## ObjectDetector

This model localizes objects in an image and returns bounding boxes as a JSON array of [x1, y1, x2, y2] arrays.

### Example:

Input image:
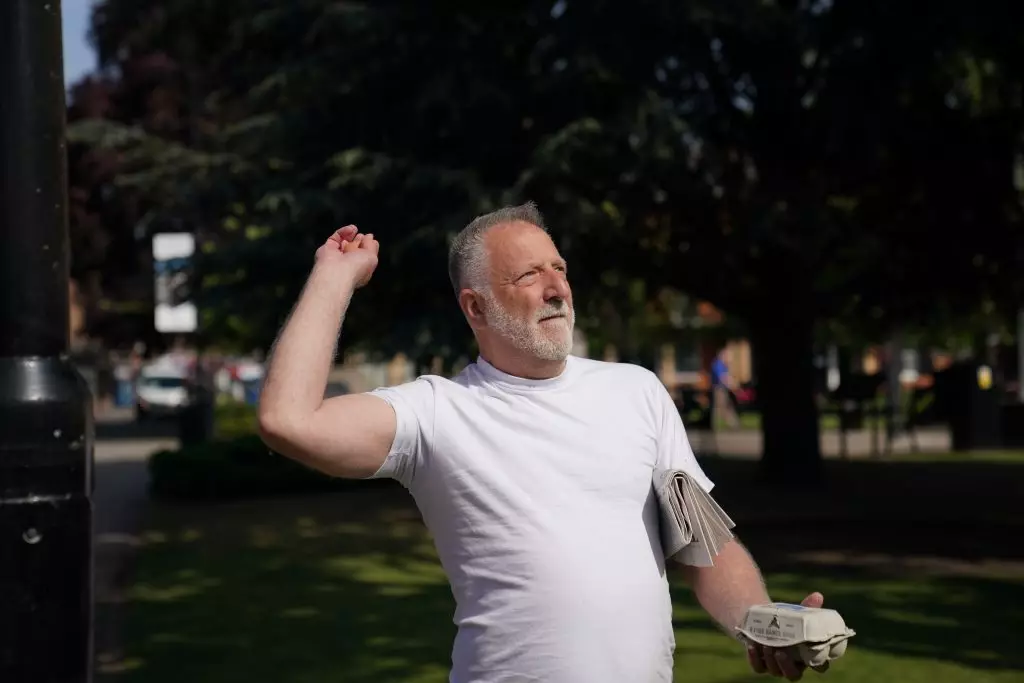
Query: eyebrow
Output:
[[513, 259, 567, 278]]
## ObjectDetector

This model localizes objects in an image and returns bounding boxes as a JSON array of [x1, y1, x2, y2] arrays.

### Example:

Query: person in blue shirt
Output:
[[711, 347, 740, 428]]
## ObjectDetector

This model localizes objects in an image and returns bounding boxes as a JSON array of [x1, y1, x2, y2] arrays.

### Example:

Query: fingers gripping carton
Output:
[[736, 603, 856, 671]]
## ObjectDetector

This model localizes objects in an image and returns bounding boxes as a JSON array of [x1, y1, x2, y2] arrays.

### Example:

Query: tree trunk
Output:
[[750, 313, 823, 486]]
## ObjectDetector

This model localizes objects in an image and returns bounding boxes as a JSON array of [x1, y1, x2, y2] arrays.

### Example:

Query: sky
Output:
[[63, 0, 97, 86]]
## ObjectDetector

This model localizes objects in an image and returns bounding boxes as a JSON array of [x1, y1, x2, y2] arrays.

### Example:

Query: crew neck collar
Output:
[[474, 355, 576, 390]]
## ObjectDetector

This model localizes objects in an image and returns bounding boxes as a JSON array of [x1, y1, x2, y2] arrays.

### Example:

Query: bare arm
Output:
[[257, 227, 395, 478], [680, 539, 830, 680], [677, 538, 771, 634]]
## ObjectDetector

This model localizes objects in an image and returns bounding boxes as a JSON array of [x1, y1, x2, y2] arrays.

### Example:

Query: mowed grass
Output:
[[101, 488, 1024, 683]]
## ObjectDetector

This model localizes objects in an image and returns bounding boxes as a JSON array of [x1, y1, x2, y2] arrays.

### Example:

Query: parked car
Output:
[[135, 364, 190, 420]]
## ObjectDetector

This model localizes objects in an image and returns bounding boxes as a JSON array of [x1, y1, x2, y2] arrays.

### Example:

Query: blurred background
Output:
[[54, 1, 1024, 681]]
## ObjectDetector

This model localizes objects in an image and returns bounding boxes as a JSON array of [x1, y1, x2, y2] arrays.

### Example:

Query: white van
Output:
[[135, 363, 190, 420]]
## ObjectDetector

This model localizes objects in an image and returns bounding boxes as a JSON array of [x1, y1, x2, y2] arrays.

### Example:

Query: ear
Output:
[[459, 289, 488, 329]]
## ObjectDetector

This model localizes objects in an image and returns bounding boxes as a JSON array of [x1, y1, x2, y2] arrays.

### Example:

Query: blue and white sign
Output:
[[152, 232, 198, 333]]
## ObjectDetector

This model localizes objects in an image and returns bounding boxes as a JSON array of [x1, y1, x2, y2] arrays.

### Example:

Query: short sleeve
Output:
[[365, 377, 436, 488], [651, 378, 715, 493]]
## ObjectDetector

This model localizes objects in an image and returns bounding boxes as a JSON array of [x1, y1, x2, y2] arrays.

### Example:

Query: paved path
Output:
[[689, 426, 951, 458], [92, 422, 177, 673], [94, 438, 176, 597]]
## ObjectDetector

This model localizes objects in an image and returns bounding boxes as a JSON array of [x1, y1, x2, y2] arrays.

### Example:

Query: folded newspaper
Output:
[[653, 469, 736, 567], [735, 603, 856, 672]]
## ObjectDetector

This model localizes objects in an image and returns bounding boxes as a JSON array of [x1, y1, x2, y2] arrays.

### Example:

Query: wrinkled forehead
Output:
[[483, 221, 560, 276]]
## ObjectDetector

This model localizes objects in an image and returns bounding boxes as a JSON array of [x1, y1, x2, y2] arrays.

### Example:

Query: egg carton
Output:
[[735, 603, 856, 672]]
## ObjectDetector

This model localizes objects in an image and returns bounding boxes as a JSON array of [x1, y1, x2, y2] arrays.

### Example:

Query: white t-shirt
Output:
[[369, 355, 714, 683]]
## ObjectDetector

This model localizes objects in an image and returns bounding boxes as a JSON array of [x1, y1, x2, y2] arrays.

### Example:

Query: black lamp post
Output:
[[0, 1, 95, 681]]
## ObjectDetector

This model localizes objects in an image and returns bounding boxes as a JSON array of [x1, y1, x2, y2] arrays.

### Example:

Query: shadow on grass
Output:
[[105, 493, 456, 683], [100, 481, 1024, 683]]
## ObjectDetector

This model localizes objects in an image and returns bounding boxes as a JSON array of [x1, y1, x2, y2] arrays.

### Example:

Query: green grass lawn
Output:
[[102, 489, 1024, 683]]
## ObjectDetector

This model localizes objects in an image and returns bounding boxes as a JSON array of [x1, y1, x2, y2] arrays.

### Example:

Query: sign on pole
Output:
[[153, 232, 198, 333]]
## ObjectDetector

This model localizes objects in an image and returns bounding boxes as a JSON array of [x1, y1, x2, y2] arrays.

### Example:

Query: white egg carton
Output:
[[736, 603, 856, 671]]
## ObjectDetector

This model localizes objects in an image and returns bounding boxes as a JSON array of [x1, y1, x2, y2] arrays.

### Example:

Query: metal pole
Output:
[[0, 2, 95, 682], [884, 332, 903, 457], [1018, 308, 1024, 403]]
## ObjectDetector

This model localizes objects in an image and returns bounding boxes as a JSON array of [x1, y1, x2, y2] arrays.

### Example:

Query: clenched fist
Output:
[[315, 224, 379, 288]]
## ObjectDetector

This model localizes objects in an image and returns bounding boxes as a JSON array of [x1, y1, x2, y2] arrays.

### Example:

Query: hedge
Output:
[[148, 434, 396, 501]]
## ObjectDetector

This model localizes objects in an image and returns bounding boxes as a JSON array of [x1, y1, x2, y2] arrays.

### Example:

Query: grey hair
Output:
[[447, 201, 546, 294]]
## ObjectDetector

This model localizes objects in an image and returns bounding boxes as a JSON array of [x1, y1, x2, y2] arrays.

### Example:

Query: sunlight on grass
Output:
[[322, 554, 448, 586], [130, 570, 223, 603], [103, 493, 1024, 683]]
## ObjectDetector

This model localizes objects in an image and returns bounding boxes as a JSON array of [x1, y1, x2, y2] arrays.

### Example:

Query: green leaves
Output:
[[76, 0, 1024, 357]]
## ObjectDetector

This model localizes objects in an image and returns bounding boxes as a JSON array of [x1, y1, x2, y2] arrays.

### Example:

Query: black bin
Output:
[[933, 361, 1002, 450], [1000, 403, 1024, 447]]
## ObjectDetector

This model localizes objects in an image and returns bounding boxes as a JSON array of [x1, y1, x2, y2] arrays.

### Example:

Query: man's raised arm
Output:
[[257, 226, 397, 479]]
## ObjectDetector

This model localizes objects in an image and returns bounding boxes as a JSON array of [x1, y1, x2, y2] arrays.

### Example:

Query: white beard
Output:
[[482, 293, 575, 362]]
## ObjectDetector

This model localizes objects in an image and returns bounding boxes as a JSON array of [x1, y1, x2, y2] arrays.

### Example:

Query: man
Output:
[[711, 347, 741, 429], [258, 203, 824, 682]]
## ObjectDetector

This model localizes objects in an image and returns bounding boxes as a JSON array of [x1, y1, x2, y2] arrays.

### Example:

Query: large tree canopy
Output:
[[72, 0, 1024, 482]]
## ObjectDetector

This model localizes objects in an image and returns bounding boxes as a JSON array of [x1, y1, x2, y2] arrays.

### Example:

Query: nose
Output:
[[543, 269, 571, 303]]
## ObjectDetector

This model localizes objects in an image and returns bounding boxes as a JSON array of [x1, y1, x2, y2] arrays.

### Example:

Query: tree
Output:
[[65, 73, 169, 349], [66, 1, 252, 349], [513, 0, 1024, 482], [79, 0, 1024, 482]]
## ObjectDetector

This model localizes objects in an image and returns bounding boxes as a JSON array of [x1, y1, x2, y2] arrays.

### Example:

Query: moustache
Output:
[[535, 301, 571, 323]]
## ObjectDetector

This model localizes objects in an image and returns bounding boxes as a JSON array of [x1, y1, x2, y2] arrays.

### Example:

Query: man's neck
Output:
[[479, 347, 566, 380]]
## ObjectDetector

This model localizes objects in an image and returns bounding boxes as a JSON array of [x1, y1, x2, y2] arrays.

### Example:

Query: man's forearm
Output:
[[680, 538, 771, 635], [260, 263, 357, 421]]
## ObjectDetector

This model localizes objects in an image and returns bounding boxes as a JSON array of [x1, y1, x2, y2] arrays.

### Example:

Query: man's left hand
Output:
[[746, 592, 825, 681]]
